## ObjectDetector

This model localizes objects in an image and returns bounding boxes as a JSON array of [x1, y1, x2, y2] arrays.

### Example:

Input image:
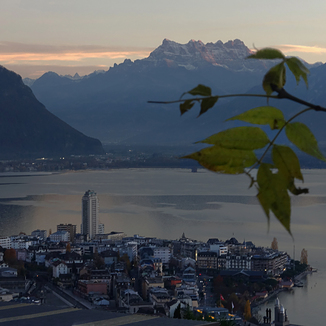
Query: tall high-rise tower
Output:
[[81, 190, 99, 240]]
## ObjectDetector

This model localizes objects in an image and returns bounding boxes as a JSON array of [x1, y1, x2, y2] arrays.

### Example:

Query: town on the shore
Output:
[[0, 190, 313, 325]]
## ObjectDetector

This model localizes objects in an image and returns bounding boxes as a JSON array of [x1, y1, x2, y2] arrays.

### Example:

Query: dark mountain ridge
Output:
[[0, 66, 104, 159]]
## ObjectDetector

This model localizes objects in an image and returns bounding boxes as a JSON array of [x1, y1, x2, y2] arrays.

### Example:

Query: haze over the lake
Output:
[[2, 0, 326, 78]]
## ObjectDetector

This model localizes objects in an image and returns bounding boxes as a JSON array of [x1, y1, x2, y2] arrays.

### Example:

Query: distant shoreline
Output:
[[0, 172, 57, 177]]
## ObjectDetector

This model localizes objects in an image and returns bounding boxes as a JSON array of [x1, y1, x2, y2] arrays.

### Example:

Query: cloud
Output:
[[249, 44, 326, 64], [0, 41, 154, 78], [4, 64, 110, 79], [277, 44, 326, 55], [0, 41, 153, 64]]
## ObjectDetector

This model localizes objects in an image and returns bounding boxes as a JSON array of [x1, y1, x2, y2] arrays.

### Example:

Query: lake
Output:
[[0, 168, 324, 325]]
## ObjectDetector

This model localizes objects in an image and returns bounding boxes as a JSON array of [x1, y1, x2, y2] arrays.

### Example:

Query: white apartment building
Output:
[[225, 253, 252, 270], [52, 262, 68, 278], [119, 242, 137, 261], [210, 243, 228, 256], [0, 237, 10, 249], [31, 229, 47, 239], [57, 224, 76, 242], [153, 247, 171, 265], [10, 240, 32, 250], [49, 231, 70, 242]]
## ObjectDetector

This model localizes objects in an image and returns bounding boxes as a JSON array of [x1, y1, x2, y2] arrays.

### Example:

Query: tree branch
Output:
[[148, 93, 279, 104], [272, 86, 326, 112], [247, 107, 314, 173]]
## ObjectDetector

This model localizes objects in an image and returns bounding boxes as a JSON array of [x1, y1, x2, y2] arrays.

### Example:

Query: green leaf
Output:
[[285, 57, 309, 87], [272, 145, 308, 196], [272, 145, 303, 181], [197, 126, 270, 150], [257, 191, 271, 225], [227, 106, 286, 130], [199, 96, 218, 116], [247, 48, 285, 60], [257, 163, 291, 234], [185, 84, 212, 97], [285, 122, 326, 161], [263, 62, 286, 96], [180, 100, 195, 115], [183, 145, 257, 174], [256, 163, 275, 226]]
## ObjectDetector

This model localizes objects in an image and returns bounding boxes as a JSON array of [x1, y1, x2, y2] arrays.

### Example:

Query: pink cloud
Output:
[[277, 44, 326, 54], [0, 41, 153, 64], [250, 44, 326, 56]]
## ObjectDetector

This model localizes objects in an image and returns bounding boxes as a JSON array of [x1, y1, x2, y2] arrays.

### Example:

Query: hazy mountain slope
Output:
[[29, 39, 326, 147], [0, 66, 104, 158]]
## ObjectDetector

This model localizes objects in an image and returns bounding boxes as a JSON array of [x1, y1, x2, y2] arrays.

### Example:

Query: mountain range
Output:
[[0, 66, 104, 158], [19, 39, 326, 158]]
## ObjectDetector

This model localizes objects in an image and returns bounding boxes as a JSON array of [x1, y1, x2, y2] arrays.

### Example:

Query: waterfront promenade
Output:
[[294, 268, 315, 281], [252, 268, 315, 309]]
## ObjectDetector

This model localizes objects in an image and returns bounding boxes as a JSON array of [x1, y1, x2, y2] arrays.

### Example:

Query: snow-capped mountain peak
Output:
[[145, 38, 256, 71]]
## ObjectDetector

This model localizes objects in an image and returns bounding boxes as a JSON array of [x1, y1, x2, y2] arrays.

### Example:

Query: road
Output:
[[28, 274, 90, 309]]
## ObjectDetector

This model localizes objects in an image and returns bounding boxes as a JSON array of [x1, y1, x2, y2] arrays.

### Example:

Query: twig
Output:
[[272, 86, 326, 112], [148, 94, 279, 104]]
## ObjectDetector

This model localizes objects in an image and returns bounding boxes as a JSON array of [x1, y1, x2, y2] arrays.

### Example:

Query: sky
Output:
[[2, 0, 326, 78]]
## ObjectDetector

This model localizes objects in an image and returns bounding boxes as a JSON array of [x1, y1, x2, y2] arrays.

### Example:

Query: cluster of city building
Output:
[[0, 190, 291, 321], [0, 149, 182, 173]]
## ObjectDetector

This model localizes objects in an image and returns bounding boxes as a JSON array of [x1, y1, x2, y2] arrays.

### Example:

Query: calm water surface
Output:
[[0, 168, 324, 325]]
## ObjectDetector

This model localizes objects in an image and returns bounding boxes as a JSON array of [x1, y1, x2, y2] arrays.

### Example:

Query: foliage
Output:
[[271, 237, 278, 250], [132, 258, 138, 268], [300, 248, 308, 265], [244, 299, 252, 320], [218, 319, 236, 326], [119, 253, 131, 273], [156, 48, 326, 235], [226, 292, 239, 312], [71, 261, 77, 274], [213, 274, 224, 292], [249, 315, 260, 325], [173, 303, 181, 319], [4, 248, 16, 266], [281, 260, 308, 278], [93, 252, 105, 269], [182, 305, 195, 320], [296, 261, 308, 273], [264, 278, 278, 289], [12, 260, 25, 277]]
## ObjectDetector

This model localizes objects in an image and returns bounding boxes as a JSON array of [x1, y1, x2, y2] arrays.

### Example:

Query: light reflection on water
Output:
[[0, 169, 324, 325]]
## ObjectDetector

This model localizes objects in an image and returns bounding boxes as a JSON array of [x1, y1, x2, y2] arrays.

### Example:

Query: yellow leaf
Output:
[[183, 145, 257, 174], [198, 127, 269, 150], [257, 163, 292, 234], [227, 106, 285, 130]]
